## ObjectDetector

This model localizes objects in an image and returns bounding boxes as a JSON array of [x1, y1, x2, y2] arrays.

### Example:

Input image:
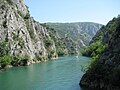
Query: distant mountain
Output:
[[46, 22, 102, 48]]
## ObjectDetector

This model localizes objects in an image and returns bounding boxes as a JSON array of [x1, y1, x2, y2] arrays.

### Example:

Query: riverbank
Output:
[[0, 57, 58, 72]]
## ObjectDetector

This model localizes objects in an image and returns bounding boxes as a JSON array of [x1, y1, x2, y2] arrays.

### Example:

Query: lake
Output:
[[0, 56, 89, 90]]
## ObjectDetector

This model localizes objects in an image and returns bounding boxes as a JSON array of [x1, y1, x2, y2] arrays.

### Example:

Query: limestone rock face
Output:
[[0, 0, 57, 61]]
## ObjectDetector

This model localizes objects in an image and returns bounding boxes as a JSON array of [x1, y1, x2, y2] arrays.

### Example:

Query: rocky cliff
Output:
[[82, 17, 120, 57], [80, 16, 120, 90], [0, 0, 58, 68]]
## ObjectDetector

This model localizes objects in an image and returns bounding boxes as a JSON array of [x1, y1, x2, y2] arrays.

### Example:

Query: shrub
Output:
[[82, 40, 105, 57], [0, 42, 9, 57], [45, 39, 52, 47], [19, 54, 30, 66], [35, 53, 42, 61], [0, 55, 12, 68], [82, 40, 106, 71], [0, 42, 12, 67], [11, 54, 20, 66], [23, 54, 30, 61], [12, 32, 19, 41]]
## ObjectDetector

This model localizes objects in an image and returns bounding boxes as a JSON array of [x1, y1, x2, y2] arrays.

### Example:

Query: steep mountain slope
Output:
[[0, 0, 60, 68], [82, 17, 119, 57], [47, 22, 102, 47], [80, 16, 120, 90], [41, 24, 79, 56]]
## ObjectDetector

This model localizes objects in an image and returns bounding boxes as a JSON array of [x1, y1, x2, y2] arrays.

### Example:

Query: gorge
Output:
[[0, 0, 120, 90], [0, 0, 101, 69]]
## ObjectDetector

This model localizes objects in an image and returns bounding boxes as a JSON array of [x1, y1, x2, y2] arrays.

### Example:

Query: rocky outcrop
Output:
[[82, 16, 120, 57], [0, 0, 57, 68], [80, 16, 120, 90]]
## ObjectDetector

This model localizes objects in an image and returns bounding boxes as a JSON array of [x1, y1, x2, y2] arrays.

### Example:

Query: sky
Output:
[[24, 0, 120, 25]]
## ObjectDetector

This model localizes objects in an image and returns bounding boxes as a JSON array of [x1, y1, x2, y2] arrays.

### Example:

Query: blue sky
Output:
[[24, 0, 120, 25]]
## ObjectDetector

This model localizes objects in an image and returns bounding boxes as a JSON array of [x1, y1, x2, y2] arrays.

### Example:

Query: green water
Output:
[[0, 56, 89, 90]]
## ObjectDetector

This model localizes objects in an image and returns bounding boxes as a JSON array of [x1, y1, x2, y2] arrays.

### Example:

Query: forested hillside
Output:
[[80, 16, 120, 90]]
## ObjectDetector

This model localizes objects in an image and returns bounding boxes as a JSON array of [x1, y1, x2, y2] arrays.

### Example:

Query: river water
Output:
[[0, 56, 89, 90]]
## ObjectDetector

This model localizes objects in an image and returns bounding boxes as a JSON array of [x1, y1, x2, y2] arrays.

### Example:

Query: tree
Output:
[[0, 41, 12, 68], [0, 55, 12, 68]]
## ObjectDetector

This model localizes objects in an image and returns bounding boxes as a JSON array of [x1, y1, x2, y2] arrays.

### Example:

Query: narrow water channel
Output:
[[0, 56, 89, 90]]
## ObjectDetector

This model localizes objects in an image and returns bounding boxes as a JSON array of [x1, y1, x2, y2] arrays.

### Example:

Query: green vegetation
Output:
[[35, 53, 48, 61], [12, 32, 19, 41], [0, 42, 12, 68], [11, 54, 30, 66], [35, 53, 42, 61], [82, 16, 120, 71], [82, 40, 105, 57], [41, 23, 68, 56], [82, 40, 106, 71], [12, 32, 25, 49], [18, 39, 25, 49], [11, 54, 20, 66], [44, 39, 58, 59], [80, 16, 120, 89], [42, 23, 95, 56], [0, 41, 30, 68], [44, 22, 102, 56], [43, 24, 79, 56], [47, 26, 68, 56], [22, 54, 30, 62], [44, 39, 53, 47], [0, 55, 12, 68]]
